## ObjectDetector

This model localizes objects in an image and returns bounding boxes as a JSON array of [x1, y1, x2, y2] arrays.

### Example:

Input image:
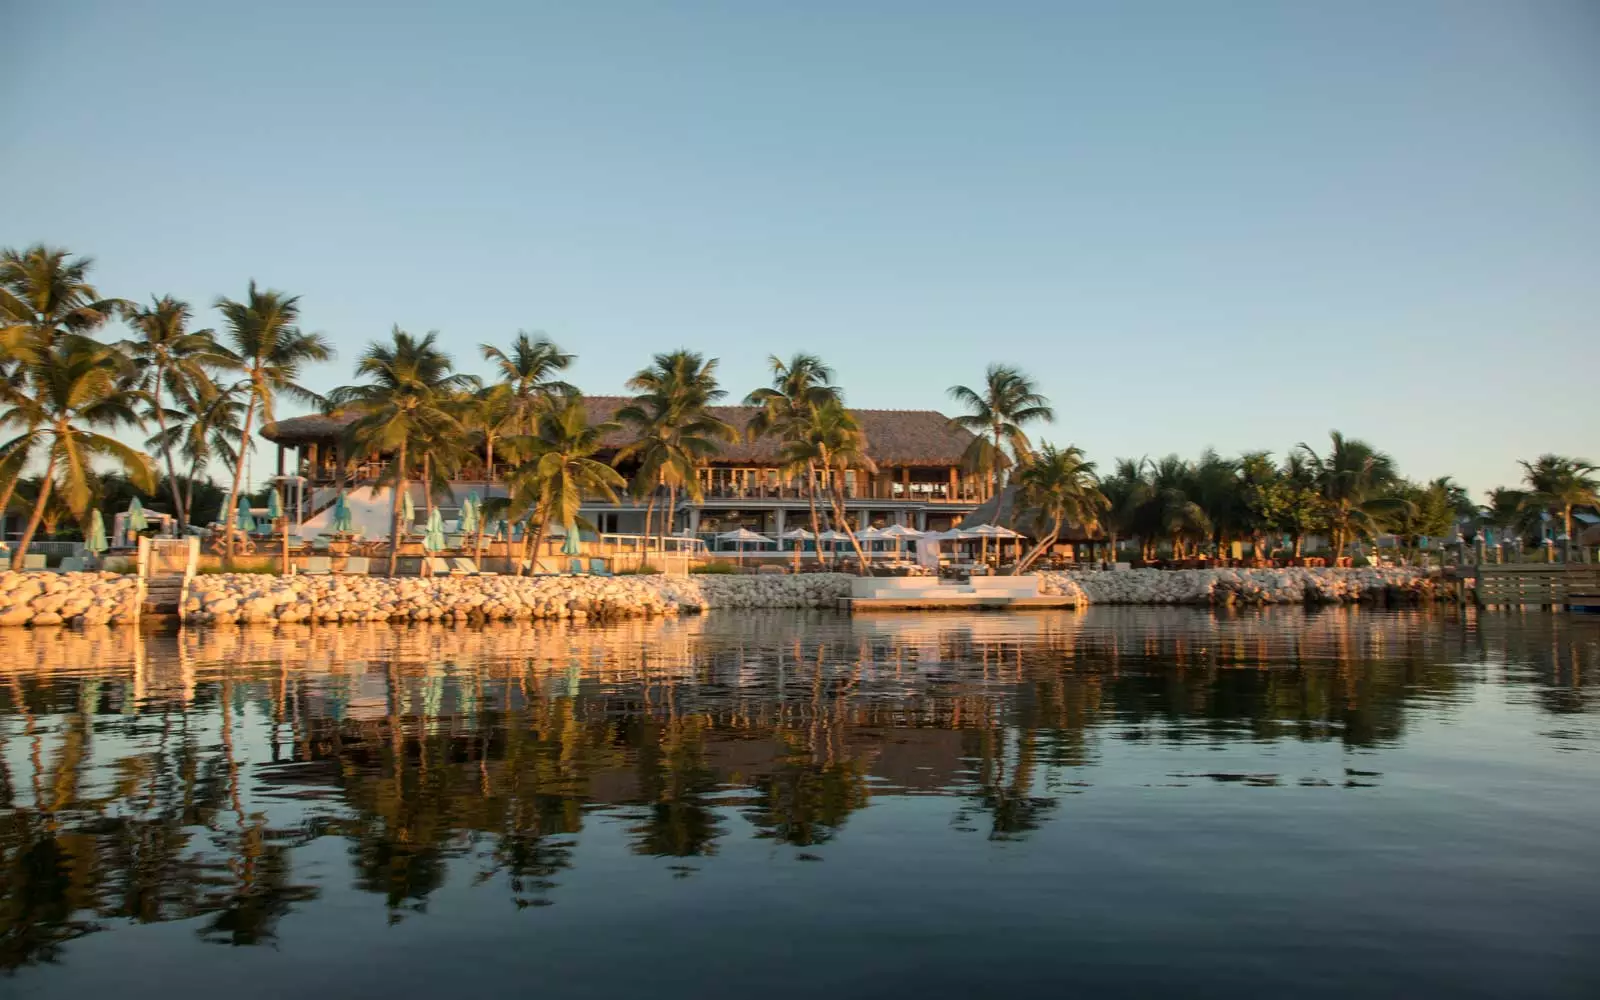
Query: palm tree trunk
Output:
[[387, 440, 407, 578], [528, 514, 550, 575], [1563, 504, 1573, 563], [641, 492, 656, 565], [806, 462, 824, 569], [662, 484, 677, 561], [151, 366, 189, 531], [1015, 517, 1061, 575], [222, 389, 259, 566], [421, 452, 433, 577], [830, 488, 870, 574], [11, 451, 58, 570], [474, 437, 493, 564]]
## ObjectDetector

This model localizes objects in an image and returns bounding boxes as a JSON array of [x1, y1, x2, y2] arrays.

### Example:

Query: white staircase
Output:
[[299, 486, 409, 539]]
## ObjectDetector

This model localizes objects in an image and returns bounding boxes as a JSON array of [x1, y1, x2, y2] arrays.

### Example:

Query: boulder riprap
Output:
[[0, 571, 142, 627], [1037, 566, 1446, 606], [183, 572, 857, 625]]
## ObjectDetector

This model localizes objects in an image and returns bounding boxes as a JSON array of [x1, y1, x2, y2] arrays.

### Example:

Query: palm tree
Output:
[[744, 353, 841, 552], [1141, 455, 1211, 560], [0, 246, 127, 526], [1011, 445, 1107, 574], [0, 245, 127, 362], [327, 329, 474, 577], [1097, 458, 1149, 565], [501, 395, 626, 574], [614, 351, 735, 552], [947, 364, 1054, 497], [214, 283, 332, 563], [1481, 487, 1535, 557], [460, 385, 516, 562], [1296, 431, 1400, 562], [1, 337, 155, 568], [781, 400, 875, 571], [1518, 454, 1598, 561], [1279, 451, 1323, 558], [147, 380, 247, 528], [120, 296, 235, 531], [479, 332, 575, 433]]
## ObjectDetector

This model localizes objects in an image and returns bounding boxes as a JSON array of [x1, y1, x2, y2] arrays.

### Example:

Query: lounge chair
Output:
[[428, 557, 455, 576], [302, 556, 332, 575], [567, 557, 586, 575], [341, 556, 370, 575], [588, 558, 612, 577], [310, 536, 331, 553], [23, 553, 47, 570], [450, 557, 496, 575], [57, 556, 86, 573]]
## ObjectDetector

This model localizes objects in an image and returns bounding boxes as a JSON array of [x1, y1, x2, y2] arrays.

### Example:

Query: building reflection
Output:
[[0, 608, 1594, 967]]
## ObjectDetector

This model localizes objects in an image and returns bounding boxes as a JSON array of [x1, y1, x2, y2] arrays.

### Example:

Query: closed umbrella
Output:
[[400, 490, 415, 534], [460, 492, 479, 535], [423, 507, 445, 554], [561, 523, 582, 557], [331, 491, 353, 533], [266, 488, 282, 521], [494, 517, 509, 541], [127, 497, 149, 533], [235, 495, 257, 534], [86, 509, 108, 559]]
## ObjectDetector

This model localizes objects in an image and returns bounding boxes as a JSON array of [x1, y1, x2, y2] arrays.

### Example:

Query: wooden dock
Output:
[[1472, 564, 1600, 610]]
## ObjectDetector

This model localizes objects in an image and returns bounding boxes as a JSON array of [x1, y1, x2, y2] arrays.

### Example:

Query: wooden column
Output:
[[901, 465, 911, 500], [276, 444, 285, 476], [948, 467, 958, 500]]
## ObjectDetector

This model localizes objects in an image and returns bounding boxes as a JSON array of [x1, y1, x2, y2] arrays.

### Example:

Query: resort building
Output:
[[260, 398, 989, 542]]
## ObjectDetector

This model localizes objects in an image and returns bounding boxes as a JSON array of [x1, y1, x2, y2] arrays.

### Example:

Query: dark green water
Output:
[[2, 608, 1598, 998]]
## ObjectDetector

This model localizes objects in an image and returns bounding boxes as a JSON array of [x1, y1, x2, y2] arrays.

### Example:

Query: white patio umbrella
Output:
[[717, 527, 769, 566], [857, 525, 886, 565], [779, 526, 815, 571], [880, 523, 921, 562]]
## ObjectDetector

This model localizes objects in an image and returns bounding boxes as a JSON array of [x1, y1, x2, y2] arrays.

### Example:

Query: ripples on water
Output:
[[2, 608, 1598, 998]]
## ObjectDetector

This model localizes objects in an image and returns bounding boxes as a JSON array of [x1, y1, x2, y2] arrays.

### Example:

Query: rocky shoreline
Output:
[[0, 567, 1452, 628]]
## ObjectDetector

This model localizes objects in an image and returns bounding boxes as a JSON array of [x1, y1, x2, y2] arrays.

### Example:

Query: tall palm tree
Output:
[[479, 332, 575, 433], [1011, 445, 1107, 574], [1, 337, 155, 568], [0, 245, 128, 362], [1518, 454, 1598, 561], [327, 329, 474, 577], [502, 395, 626, 574], [1097, 457, 1149, 565], [0, 246, 127, 526], [744, 353, 841, 551], [1279, 451, 1323, 558], [947, 364, 1054, 497], [147, 380, 247, 528], [614, 351, 735, 551], [460, 384, 517, 562], [781, 400, 874, 571], [1481, 487, 1535, 556], [121, 296, 235, 531], [214, 283, 332, 563], [1141, 455, 1211, 560], [1296, 431, 1400, 562]]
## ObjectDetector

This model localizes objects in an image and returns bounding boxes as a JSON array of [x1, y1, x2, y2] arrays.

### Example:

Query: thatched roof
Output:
[[261, 396, 976, 467], [958, 485, 1101, 541]]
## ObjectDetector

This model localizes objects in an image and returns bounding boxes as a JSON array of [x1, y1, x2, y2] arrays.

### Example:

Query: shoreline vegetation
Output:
[[3, 243, 1596, 577], [0, 565, 1452, 628]]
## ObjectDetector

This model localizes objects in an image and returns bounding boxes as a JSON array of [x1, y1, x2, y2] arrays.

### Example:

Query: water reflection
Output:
[[1, 608, 1596, 972]]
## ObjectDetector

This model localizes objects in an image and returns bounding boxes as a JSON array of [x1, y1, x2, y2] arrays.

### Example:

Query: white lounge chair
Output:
[[58, 556, 86, 573], [341, 556, 370, 575], [428, 557, 455, 576], [450, 557, 495, 575], [23, 553, 47, 571], [302, 556, 332, 575]]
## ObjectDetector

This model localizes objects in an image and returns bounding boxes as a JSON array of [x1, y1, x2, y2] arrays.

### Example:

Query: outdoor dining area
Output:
[[702, 523, 1030, 576]]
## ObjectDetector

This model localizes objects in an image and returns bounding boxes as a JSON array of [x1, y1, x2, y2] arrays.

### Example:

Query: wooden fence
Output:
[[1474, 564, 1600, 608]]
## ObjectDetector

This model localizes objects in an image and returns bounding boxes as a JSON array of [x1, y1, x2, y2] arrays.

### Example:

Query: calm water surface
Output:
[[2, 608, 1598, 998]]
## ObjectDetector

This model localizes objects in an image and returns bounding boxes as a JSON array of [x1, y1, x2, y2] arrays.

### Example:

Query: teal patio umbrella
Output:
[[127, 496, 149, 533], [235, 495, 257, 533], [86, 509, 108, 558], [460, 492, 480, 535], [400, 489, 415, 534], [266, 487, 283, 521], [331, 491, 353, 532], [423, 508, 446, 553], [494, 517, 509, 541], [561, 523, 582, 557]]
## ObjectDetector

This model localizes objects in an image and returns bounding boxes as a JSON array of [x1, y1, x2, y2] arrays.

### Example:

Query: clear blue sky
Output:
[[4, 1, 1597, 496]]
